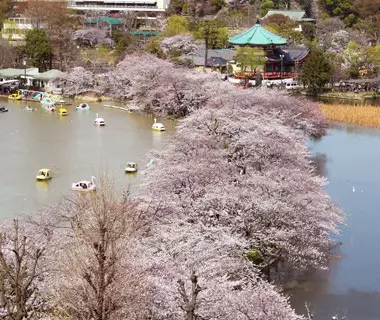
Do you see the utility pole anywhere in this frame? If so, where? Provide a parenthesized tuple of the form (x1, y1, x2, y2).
(280, 54, 284, 84)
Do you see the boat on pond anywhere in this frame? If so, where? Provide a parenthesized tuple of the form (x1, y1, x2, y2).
(152, 118, 165, 132)
(58, 106, 68, 116)
(8, 92, 21, 100)
(36, 169, 52, 181)
(23, 105, 36, 111)
(72, 176, 96, 191)
(94, 113, 105, 126)
(45, 105, 56, 112)
(125, 162, 137, 173)
(0, 107, 9, 113)
(76, 103, 90, 110)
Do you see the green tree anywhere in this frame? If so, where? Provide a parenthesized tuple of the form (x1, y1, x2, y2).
(354, 0, 380, 19)
(193, 19, 228, 70)
(261, 0, 274, 16)
(23, 29, 53, 71)
(114, 34, 136, 61)
(235, 47, 265, 72)
(366, 44, 380, 75)
(167, 0, 187, 15)
(325, 51, 346, 84)
(193, 19, 228, 49)
(356, 14, 380, 43)
(165, 15, 189, 36)
(300, 47, 332, 95)
(210, 0, 225, 10)
(146, 37, 166, 59)
(343, 41, 367, 78)
(319, 0, 358, 26)
(301, 23, 316, 41)
(0, 0, 13, 27)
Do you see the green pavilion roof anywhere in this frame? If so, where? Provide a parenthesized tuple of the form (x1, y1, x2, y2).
(86, 17, 124, 25)
(32, 69, 64, 81)
(228, 22, 287, 46)
(0, 68, 39, 78)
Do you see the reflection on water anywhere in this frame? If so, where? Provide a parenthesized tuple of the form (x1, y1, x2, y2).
(0, 99, 175, 220)
(316, 96, 380, 106)
(292, 124, 380, 319)
(311, 153, 328, 178)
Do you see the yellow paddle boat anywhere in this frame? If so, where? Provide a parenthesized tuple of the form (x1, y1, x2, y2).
(36, 169, 52, 181)
(8, 92, 21, 100)
(58, 106, 68, 116)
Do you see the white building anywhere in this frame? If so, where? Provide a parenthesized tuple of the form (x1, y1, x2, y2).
(67, 0, 170, 11)
(1, 18, 34, 45)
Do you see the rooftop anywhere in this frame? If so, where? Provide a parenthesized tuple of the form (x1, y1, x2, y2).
(179, 49, 235, 66)
(263, 10, 315, 22)
(86, 17, 124, 25)
(0, 68, 63, 81)
(229, 22, 287, 46)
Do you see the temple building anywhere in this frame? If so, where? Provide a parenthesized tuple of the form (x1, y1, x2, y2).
(228, 21, 309, 85)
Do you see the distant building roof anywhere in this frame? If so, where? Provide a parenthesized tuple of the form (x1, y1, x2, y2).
(130, 31, 159, 36)
(263, 10, 315, 22)
(228, 21, 287, 46)
(0, 68, 64, 81)
(179, 49, 234, 66)
(0, 68, 39, 78)
(86, 17, 124, 25)
(267, 47, 310, 63)
(32, 69, 64, 81)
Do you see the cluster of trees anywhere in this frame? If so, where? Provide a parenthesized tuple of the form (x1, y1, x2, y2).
(1, 54, 345, 319)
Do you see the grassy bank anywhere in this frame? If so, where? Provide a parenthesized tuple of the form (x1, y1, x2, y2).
(321, 103, 380, 128)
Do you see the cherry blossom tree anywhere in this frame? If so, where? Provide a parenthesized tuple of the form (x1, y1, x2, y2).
(34, 178, 150, 320)
(54, 67, 95, 97)
(138, 86, 344, 318)
(160, 35, 204, 56)
(72, 28, 111, 48)
(138, 222, 303, 320)
(0, 219, 51, 320)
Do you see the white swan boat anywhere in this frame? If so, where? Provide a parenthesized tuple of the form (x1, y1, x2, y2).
(71, 176, 96, 191)
(45, 105, 56, 112)
(76, 103, 90, 110)
(152, 118, 165, 131)
(94, 113, 105, 126)
(125, 162, 137, 173)
(24, 105, 36, 111)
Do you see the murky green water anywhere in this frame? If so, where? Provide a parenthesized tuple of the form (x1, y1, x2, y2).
(0, 98, 175, 220)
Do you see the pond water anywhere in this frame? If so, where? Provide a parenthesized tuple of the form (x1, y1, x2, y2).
(0, 98, 175, 220)
(1, 98, 380, 318)
(291, 124, 380, 319)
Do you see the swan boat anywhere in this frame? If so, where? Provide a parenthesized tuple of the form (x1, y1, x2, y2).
(152, 118, 165, 131)
(24, 105, 36, 111)
(58, 106, 68, 116)
(94, 113, 105, 126)
(72, 176, 96, 191)
(125, 162, 137, 173)
(45, 105, 56, 112)
(36, 169, 52, 181)
(76, 103, 90, 110)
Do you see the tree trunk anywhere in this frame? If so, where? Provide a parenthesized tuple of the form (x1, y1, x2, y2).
(96, 226, 107, 320)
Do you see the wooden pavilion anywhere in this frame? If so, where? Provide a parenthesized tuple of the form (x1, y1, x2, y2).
(228, 20, 309, 81)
